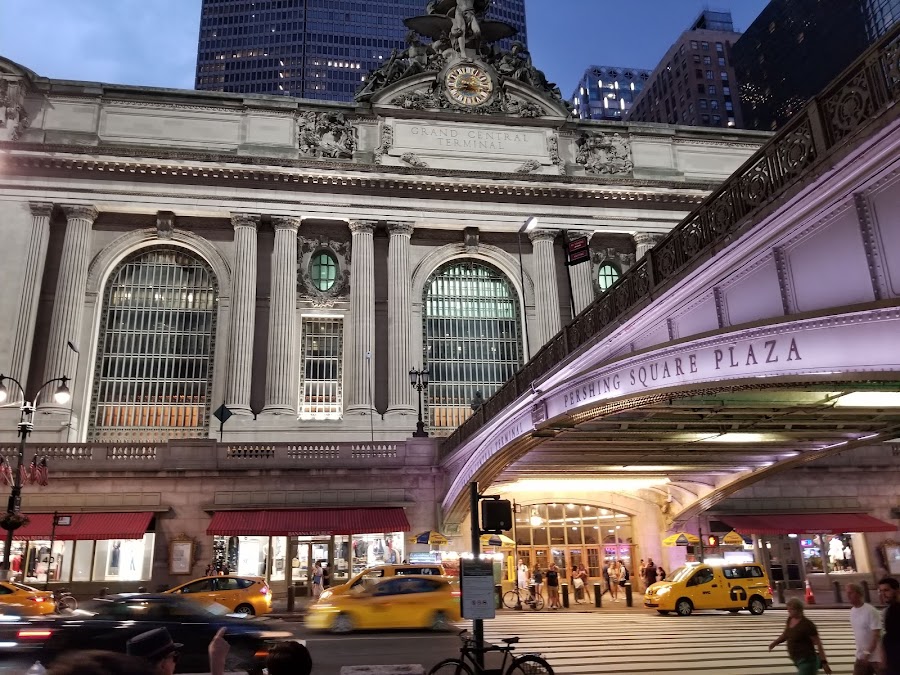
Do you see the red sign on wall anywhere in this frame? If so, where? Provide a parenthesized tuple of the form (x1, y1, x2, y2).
(566, 236, 591, 266)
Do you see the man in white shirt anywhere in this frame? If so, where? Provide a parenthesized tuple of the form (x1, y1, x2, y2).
(517, 558, 529, 590)
(847, 583, 881, 675)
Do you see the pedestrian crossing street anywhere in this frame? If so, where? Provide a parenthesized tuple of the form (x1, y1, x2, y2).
(467, 609, 858, 674)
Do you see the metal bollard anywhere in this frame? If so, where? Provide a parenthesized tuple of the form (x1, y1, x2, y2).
(862, 580, 871, 604)
(495, 584, 502, 609)
(562, 583, 569, 608)
(137, 586, 147, 593)
(287, 586, 296, 612)
(833, 581, 843, 604)
(624, 582, 633, 607)
(99, 587, 110, 598)
(594, 583, 602, 608)
(776, 580, 786, 604)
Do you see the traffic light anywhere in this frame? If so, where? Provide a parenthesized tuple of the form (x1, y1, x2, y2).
(707, 535, 719, 547)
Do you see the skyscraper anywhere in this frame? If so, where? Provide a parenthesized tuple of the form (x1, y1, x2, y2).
(625, 10, 745, 129)
(570, 66, 651, 122)
(195, 0, 528, 102)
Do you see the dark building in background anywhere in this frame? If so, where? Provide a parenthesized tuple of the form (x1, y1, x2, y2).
(570, 65, 651, 121)
(195, 0, 528, 102)
(733, 0, 900, 131)
(625, 10, 744, 128)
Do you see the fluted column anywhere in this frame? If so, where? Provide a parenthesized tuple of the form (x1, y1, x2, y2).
(263, 216, 300, 415)
(225, 214, 259, 415)
(42, 205, 98, 411)
(10, 203, 53, 384)
(386, 221, 415, 416)
(345, 220, 376, 415)
(569, 237, 596, 315)
(529, 229, 562, 348)
(634, 232, 663, 260)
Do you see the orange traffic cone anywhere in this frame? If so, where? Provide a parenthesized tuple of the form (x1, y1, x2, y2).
(804, 578, 816, 605)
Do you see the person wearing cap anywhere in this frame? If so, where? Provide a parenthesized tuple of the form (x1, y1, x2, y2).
(126, 627, 183, 675)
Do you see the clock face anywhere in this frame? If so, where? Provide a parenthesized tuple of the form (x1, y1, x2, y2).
(445, 64, 494, 107)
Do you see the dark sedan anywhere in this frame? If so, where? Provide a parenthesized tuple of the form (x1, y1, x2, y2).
(0, 593, 293, 673)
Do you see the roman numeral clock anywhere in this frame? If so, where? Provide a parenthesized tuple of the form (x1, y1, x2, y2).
(443, 61, 496, 108)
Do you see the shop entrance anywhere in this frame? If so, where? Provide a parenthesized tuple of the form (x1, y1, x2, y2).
(289, 538, 331, 596)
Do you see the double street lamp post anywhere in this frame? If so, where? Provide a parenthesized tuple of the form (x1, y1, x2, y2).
(408, 368, 430, 438)
(0, 374, 70, 574)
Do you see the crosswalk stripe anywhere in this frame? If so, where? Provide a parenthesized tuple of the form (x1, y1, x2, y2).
(451, 609, 861, 674)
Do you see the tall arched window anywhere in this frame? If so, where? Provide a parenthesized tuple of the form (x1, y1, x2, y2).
(597, 262, 620, 292)
(89, 247, 218, 442)
(423, 260, 523, 432)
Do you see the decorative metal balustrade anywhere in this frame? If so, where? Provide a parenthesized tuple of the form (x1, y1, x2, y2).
(442, 21, 900, 459)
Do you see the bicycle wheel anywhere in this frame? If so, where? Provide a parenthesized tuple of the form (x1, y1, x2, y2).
(507, 654, 554, 675)
(60, 596, 77, 611)
(502, 590, 522, 609)
(530, 594, 544, 611)
(429, 658, 475, 675)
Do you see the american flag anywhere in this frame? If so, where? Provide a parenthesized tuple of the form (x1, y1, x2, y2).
(22, 455, 38, 486)
(0, 457, 12, 487)
(35, 457, 49, 487)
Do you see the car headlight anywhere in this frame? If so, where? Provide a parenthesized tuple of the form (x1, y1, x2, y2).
(319, 590, 332, 600)
(656, 586, 670, 595)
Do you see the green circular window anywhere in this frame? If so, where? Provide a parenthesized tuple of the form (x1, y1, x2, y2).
(598, 262, 620, 292)
(310, 251, 338, 292)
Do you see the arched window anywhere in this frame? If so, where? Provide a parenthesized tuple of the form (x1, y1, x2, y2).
(423, 260, 523, 432)
(597, 262, 620, 292)
(310, 251, 338, 292)
(89, 247, 218, 442)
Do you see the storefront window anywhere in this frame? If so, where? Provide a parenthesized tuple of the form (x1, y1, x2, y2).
(351, 533, 404, 571)
(72, 541, 93, 582)
(270, 537, 287, 581)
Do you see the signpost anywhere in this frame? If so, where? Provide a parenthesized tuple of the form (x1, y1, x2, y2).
(565, 236, 591, 266)
(213, 404, 233, 442)
(460, 558, 495, 620)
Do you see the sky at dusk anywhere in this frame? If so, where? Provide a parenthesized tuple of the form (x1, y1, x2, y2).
(0, 0, 770, 97)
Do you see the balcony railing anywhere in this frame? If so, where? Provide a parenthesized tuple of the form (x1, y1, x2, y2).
(442, 20, 900, 458)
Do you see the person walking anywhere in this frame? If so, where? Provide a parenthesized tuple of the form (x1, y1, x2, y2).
(645, 558, 658, 588)
(602, 560, 611, 598)
(880, 577, 900, 675)
(546, 563, 561, 609)
(312, 561, 324, 599)
(768, 598, 832, 675)
(532, 565, 544, 603)
(846, 583, 881, 675)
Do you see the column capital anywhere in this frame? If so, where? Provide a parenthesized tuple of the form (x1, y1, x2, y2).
(231, 213, 261, 230)
(61, 204, 99, 222)
(633, 232, 664, 245)
(528, 228, 560, 243)
(387, 221, 414, 236)
(29, 202, 54, 218)
(272, 216, 301, 232)
(349, 220, 376, 234)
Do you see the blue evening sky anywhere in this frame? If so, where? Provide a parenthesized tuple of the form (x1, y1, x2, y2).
(0, 0, 769, 96)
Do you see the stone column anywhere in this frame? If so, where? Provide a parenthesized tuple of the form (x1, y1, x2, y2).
(634, 232, 663, 260)
(263, 216, 300, 415)
(9, 203, 53, 384)
(42, 205, 98, 411)
(529, 229, 562, 348)
(569, 247, 596, 316)
(345, 220, 376, 415)
(225, 214, 259, 416)
(386, 221, 415, 416)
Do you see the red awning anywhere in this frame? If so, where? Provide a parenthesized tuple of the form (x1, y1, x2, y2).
(720, 513, 896, 536)
(207, 508, 411, 536)
(14, 512, 154, 540)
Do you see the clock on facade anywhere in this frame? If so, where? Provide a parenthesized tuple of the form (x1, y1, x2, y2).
(445, 63, 494, 107)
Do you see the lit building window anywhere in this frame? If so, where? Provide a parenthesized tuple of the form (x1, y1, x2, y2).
(423, 260, 523, 432)
(89, 247, 218, 442)
(598, 262, 620, 291)
(310, 251, 338, 291)
(299, 318, 343, 420)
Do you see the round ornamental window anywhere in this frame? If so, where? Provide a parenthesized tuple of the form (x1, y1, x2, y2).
(310, 251, 338, 292)
(598, 262, 620, 292)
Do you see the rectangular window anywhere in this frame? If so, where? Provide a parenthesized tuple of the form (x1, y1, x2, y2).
(721, 71, 729, 81)
(699, 99, 708, 109)
(690, 40, 698, 49)
(716, 41, 724, 53)
(708, 85, 717, 95)
(697, 84, 704, 94)
(718, 57, 726, 66)
(703, 56, 711, 65)
(712, 114, 721, 125)
(701, 41, 709, 50)
(701, 114, 710, 124)
(723, 86, 731, 96)
(710, 100, 719, 110)
(725, 101, 733, 111)
(695, 69, 703, 79)
(693, 54, 701, 63)
(706, 70, 713, 80)
(299, 317, 343, 419)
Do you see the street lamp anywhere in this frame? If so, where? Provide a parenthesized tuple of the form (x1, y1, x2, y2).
(0, 374, 70, 575)
(408, 368, 430, 438)
(516, 217, 538, 355)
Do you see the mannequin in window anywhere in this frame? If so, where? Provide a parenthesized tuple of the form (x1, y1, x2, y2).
(828, 536, 845, 570)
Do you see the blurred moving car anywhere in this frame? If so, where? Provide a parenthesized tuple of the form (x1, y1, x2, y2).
(644, 561, 773, 616)
(166, 575, 272, 615)
(306, 575, 461, 633)
(0, 581, 55, 616)
(0, 593, 292, 673)
(319, 563, 446, 601)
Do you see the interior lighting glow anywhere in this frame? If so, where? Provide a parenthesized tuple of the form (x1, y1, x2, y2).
(503, 477, 669, 493)
(835, 392, 900, 407)
(700, 433, 774, 443)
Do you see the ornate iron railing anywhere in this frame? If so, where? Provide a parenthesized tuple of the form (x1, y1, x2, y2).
(441, 20, 900, 458)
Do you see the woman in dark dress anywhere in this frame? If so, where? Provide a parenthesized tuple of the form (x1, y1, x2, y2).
(546, 564, 560, 609)
(769, 598, 832, 675)
(532, 566, 543, 602)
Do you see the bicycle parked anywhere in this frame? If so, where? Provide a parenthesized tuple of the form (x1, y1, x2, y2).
(502, 587, 544, 611)
(429, 629, 553, 675)
(52, 588, 77, 613)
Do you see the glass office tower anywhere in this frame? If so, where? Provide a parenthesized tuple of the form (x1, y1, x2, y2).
(570, 66, 651, 121)
(195, 0, 529, 102)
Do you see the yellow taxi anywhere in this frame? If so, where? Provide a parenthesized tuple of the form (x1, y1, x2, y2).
(644, 561, 773, 616)
(166, 575, 272, 616)
(0, 581, 55, 616)
(319, 563, 446, 602)
(306, 575, 460, 633)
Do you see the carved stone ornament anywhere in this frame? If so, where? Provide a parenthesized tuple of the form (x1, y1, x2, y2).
(0, 76, 29, 142)
(515, 159, 542, 174)
(297, 236, 351, 304)
(547, 134, 565, 175)
(401, 152, 428, 168)
(297, 111, 355, 159)
(575, 131, 635, 175)
(156, 211, 176, 239)
(390, 85, 544, 117)
(374, 124, 394, 163)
